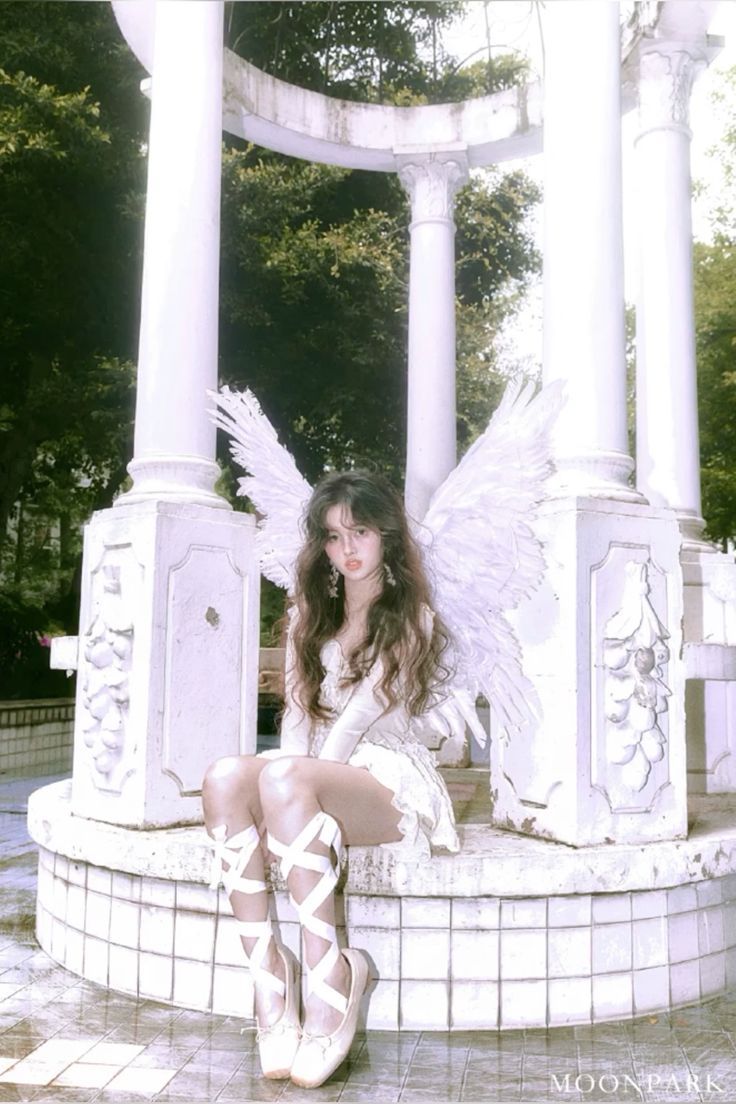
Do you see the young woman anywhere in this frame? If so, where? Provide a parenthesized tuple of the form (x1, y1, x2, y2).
(202, 470, 459, 1089)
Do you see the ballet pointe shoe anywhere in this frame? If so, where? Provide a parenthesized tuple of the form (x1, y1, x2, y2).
(209, 826, 300, 1078)
(289, 948, 368, 1089)
(256, 945, 302, 1080)
(268, 810, 364, 1087)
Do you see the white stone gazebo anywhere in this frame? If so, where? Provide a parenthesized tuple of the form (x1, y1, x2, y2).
(28, 0, 736, 1031)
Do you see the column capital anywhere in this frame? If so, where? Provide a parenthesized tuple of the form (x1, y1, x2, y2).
(636, 44, 706, 140)
(396, 153, 469, 226)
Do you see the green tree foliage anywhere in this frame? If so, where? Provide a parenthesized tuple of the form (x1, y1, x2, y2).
(1, 1, 541, 681)
(0, 3, 144, 579)
(225, 1, 528, 102)
(694, 65, 736, 545)
(219, 152, 538, 484)
(695, 240, 736, 544)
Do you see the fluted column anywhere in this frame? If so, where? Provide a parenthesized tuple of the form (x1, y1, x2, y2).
(120, 0, 227, 508)
(634, 43, 709, 554)
(542, 1, 641, 501)
(398, 154, 469, 521)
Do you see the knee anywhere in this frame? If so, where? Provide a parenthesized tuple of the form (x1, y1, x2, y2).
(202, 755, 256, 808)
(258, 756, 307, 806)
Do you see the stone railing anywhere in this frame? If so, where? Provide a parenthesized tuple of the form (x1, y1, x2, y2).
(0, 699, 75, 779)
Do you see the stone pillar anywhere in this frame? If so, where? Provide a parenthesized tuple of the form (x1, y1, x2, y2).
(398, 153, 469, 522)
(541, 1, 639, 503)
(633, 38, 736, 795)
(634, 44, 707, 551)
(495, 1, 688, 846)
(71, 0, 261, 829)
(121, 0, 226, 508)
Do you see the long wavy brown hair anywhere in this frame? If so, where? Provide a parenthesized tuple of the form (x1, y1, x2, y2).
(290, 470, 450, 723)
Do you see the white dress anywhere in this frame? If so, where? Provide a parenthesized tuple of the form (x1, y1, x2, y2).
(274, 617, 460, 859)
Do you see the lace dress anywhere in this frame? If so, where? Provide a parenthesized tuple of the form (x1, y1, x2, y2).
(270, 619, 460, 859)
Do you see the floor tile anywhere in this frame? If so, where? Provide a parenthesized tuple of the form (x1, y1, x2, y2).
(399, 1092, 462, 1102)
(30, 1090, 99, 1102)
(281, 1083, 345, 1102)
(52, 1061, 119, 1088)
(129, 1044, 198, 1068)
(150, 1064, 234, 1097)
(0, 1087, 38, 1102)
(78, 1040, 146, 1064)
(202, 1071, 286, 1102)
(27, 1036, 99, 1063)
(105, 1065, 178, 1094)
(97, 1098, 217, 1104)
(340, 1089, 396, 1103)
(0, 1059, 66, 1086)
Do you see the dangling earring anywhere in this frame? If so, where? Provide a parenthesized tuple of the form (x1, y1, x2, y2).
(328, 564, 339, 598)
(384, 562, 397, 587)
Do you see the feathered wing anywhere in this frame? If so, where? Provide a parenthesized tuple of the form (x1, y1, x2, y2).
(208, 386, 312, 592)
(419, 378, 564, 745)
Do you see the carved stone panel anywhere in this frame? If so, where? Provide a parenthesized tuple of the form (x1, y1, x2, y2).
(591, 548, 673, 814)
(162, 545, 251, 795)
(79, 544, 143, 794)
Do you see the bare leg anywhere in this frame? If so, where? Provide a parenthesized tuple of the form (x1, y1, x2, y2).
(202, 755, 286, 1029)
(258, 756, 402, 1037)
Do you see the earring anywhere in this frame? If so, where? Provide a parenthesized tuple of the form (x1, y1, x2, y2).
(384, 563, 397, 587)
(328, 564, 339, 598)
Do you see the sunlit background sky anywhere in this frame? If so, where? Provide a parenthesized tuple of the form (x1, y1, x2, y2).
(443, 1, 736, 375)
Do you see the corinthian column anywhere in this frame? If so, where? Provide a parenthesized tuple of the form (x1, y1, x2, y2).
(121, 0, 227, 507)
(634, 37, 736, 799)
(542, 0, 640, 501)
(398, 154, 469, 521)
(634, 44, 708, 553)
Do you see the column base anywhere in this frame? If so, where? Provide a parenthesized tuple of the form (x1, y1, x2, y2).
(678, 510, 715, 560)
(546, 450, 646, 505)
(117, 456, 230, 510)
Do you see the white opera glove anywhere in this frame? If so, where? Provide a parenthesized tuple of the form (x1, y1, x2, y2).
(317, 665, 391, 763)
(275, 609, 311, 756)
(278, 700, 311, 756)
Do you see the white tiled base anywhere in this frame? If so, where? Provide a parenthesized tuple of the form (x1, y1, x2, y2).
(0, 699, 74, 777)
(35, 844, 736, 1031)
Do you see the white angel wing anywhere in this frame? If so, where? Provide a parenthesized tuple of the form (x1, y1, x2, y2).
(208, 386, 312, 591)
(419, 378, 564, 742)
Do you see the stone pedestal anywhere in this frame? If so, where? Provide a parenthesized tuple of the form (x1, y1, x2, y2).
(494, 499, 686, 847)
(71, 501, 259, 829)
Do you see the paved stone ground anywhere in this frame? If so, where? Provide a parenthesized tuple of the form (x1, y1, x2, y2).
(1, 775, 735, 1103)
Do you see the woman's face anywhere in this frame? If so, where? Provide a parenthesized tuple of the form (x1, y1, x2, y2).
(323, 503, 383, 585)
